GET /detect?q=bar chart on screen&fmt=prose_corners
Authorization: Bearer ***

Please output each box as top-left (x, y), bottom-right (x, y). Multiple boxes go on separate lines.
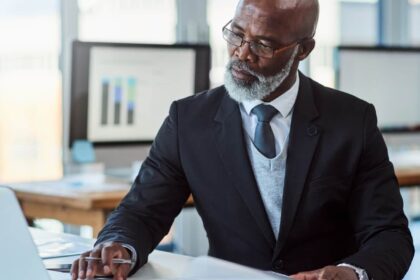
top-left (99, 77), bottom-right (138, 127)
top-left (86, 46), bottom-right (195, 143)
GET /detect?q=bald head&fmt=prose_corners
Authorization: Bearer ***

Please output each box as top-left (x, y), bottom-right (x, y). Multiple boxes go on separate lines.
top-left (235, 0), bottom-right (319, 41)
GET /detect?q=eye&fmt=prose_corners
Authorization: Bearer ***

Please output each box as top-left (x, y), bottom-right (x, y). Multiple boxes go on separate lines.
top-left (231, 28), bottom-right (244, 37)
top-left (258, 40), bottom-right (274, 48)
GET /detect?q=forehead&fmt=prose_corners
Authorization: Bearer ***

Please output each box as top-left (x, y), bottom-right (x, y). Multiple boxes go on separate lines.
top-left (232, 1), bottom-right (295, 41)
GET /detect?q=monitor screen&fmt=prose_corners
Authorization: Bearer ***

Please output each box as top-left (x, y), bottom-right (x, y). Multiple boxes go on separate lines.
top-left (337, 46), bottom-right (420, 131)
top-left (70, 41), bottom-right (211, 146)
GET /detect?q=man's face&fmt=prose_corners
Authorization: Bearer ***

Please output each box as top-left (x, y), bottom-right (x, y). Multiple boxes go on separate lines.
top-left (224, 46), bottom-right (298, 102)
top-left (224, 0), bottom-right (308, 101)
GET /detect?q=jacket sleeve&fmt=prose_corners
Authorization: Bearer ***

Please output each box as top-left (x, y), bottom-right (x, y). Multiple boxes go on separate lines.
top-left (340, 104), bottom-right (414, 279)
top-left (95, 101), bottom-right (190, 275)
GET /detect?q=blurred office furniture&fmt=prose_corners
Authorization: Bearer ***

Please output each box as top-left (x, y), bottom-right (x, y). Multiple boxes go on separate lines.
top-left (12, 175), bottom-right (129, 237)
top-left (11, 175), bottom-right (194, 237)
top-left (386, 133), bottom-right (420, 187)
top-left (393, 150), bottom-right (420, 187)
top-left (71, 140), bottom-right (96, 163)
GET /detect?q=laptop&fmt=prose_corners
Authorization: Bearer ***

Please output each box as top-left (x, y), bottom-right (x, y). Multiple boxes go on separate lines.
top-left (0, 186), bottom-right (70, 280)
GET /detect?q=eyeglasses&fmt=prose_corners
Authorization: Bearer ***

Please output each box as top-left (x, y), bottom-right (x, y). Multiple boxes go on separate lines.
top-left (222, 19), bottom-right (301, 59)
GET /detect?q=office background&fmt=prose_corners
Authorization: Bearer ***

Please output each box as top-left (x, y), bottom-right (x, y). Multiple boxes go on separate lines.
top-left (0, 0), bottom-right (420, 261)
top-left (0, 0), bottom-right (419, 182)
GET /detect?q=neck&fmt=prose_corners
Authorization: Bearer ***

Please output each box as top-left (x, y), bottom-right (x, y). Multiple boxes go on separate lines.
top-left (262, 71), bottom-right (298, 102)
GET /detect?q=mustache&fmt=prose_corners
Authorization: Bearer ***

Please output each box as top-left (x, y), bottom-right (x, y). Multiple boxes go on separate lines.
top-left (227, 60), bottom-right (263, 80)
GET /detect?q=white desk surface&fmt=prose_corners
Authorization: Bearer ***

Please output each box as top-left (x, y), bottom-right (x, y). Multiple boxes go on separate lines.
top-left (47, 251), bottom-right (195, 280)
top-left (31, 229), bottom-right (286, 280)
top-left (35, 223), bottom-right (420, 280)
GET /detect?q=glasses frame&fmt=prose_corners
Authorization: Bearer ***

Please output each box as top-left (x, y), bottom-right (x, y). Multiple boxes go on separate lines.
top-left (222, 19), bottom-right (305, 59)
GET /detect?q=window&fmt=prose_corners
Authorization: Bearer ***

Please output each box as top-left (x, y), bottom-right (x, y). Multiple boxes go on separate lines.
top-left (78, 0), bottom-right (176, 44)
top-left (409, 0), bottom-right (420, 44)
top-left (340, 0), bottom-right (379, 45)
top-left (309, 0), bottom-right (340, 87)
top-left (207, 0), bottom-right (382, 89)
top-left (207, 0), bottom-right (237, 87)
top-left (311, 0), bottom-right (379, 87)
top-left (0, 0), bottom-right (62, 183)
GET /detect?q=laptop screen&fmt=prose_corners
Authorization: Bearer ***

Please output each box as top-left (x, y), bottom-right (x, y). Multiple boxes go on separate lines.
top-left (0, 186), bottom-right (51, 280)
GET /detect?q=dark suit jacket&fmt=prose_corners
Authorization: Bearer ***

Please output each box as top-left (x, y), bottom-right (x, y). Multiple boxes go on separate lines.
top-left (97, 73), bottom-right (414, 279)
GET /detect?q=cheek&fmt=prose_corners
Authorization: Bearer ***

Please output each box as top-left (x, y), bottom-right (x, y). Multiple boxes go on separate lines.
top-left (254, 61), bottom-right (281, 76)
top-left (261, 55), bottom-right (295, 76)
top-left (227, 44), bottom-right (236, 57)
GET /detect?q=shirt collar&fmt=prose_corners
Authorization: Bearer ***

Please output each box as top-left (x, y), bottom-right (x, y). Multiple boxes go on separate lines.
top-left (242, 74), bottom-right (300, 118)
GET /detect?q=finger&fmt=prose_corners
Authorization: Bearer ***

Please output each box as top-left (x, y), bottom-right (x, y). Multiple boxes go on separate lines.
top-left (78, 252), bottom-right (91, 279)
top-left (318, 266), bottom-right (339, 280)
top-left (318, 269), bottom-right (328, 280)
top-left (70, 258), bottom-right (79, 280)
top-left (101, 244), bottom-right (122, 275)
top-left (290, 271), bottom-right (320, 280)
top-left (113, 263), bottom-right (130, 280)
top-left (86, 248), bottom-right (102, 279)
top-left (290, 272), bottom-right (311, 280)
top-left (289, 274), bottom-right (304, 280)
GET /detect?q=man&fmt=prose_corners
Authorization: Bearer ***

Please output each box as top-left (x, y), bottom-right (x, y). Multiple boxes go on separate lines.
top-left (71, 0), bottom-right (414, 279)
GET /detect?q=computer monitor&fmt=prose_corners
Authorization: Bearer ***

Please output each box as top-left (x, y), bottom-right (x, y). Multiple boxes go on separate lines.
top-left (70, 41), bottom-right (211, 147)
top-left (337, 46), bottom-right (420, 132)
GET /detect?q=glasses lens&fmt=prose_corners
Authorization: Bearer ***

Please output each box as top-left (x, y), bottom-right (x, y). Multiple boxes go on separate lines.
top-left (250, 42), bottom-right (273, 58)
top-left (223, 28), bottom-right (242, 47)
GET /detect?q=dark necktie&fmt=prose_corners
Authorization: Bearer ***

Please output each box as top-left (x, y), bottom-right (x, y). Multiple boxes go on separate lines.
top-left (251, 104), bottom-right (278, 158)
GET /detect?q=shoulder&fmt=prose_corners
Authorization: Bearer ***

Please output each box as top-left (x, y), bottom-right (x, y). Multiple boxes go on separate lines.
top-left (177, 85), bottom-right (227, 105)
top-left (172, 85), bottom-right (229, 116)
top-left (307, 76), bottom-right (371, 117)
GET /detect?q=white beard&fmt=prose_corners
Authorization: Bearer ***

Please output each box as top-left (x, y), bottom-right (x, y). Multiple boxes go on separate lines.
top-left (224, 46), bottom-right (299, 103)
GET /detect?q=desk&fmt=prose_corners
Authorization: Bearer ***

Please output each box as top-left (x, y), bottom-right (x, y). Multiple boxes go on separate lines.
top-left (12, 178), bottom-right (194, 237)
top-left (14, 183), bottom-right (127, 237)
top-left (31, 228), bottom-right (194, 279)
top-left (31, 227), bottom-right (419, 280)
top-left (31, 229), bottom-right (285, 280)
top-left (391, 150), bottom-right (420, 187)
top-left (395, 167), bottom-right (420, 187)
top-left (31, 228), bottom-right (193, 279)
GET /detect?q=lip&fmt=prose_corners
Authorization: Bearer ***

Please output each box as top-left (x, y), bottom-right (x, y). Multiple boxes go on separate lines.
top-left (231, 66), bottom-right (256, 81)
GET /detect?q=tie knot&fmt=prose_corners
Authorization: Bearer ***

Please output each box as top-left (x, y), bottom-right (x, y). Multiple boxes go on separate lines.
top-left (251, 104), bottom-right (278, 123)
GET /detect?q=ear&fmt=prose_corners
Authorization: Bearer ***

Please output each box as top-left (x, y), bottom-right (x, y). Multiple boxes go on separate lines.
top-left (296, 38), bottom-right (315, 61)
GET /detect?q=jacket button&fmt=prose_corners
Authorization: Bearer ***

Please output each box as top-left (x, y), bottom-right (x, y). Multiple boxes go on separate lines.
top-left (273, 259), bottom-right (284, 270)
top-left (307, 125), bottom-right (319, 136)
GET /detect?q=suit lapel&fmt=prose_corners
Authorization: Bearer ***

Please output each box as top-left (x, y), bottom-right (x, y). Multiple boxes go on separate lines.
top-left (274, 73), bottom-right (321, 258)
top-left (213, 90), bottom-right (276, 248)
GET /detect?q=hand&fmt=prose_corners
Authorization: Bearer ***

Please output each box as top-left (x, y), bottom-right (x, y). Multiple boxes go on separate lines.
top-left (71, 242), bottom-right (132, 280)
top-left (290, 265), bottom-right (358, 280)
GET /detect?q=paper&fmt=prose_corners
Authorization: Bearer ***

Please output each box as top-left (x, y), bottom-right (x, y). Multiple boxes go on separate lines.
top-left (49, 271), bottom-right (71, 280)
top-left (12, 174), bottom-right (130, 196)
top-left (31, 228), bottom-right (95, 259)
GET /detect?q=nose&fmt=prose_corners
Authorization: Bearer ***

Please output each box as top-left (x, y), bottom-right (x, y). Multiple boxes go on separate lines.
top-left (234, 41), bottom-right (257, 62)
